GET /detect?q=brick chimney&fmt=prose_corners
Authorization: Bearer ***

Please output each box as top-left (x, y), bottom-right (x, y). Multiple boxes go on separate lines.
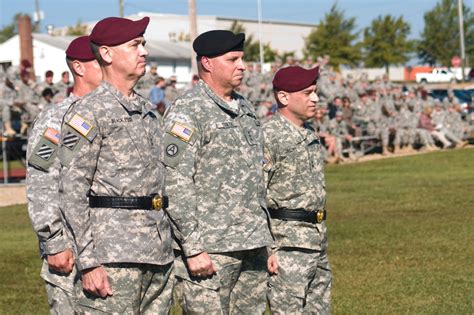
top-left (18, 15), bottom-right (35, 79)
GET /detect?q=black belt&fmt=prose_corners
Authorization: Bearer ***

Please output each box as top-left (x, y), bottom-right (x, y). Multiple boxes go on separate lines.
top-left (268, 208), bottom-right (326, 224)
top-left (89, 195), bottom-right (168, 210)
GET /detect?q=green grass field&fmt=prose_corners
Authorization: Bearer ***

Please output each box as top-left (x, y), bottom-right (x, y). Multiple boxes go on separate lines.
top-left (1, 149), bottom-right (473, 314)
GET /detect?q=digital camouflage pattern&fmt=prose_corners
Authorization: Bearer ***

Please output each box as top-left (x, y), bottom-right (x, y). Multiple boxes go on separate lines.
top-left (42, 260), bottom-right (77, 314)
top-left (263, 113), bottom-right (327, 251)
top-left (174, 247), bottom-right (268, 315)
top-left (268, 247), bottom-right (332, 314)
top-left (27, 95), bottom-right (79, 314)
top-left (163, 79), bottom-right (273, 257)
top-left (75, 263), bottom-right (173, 314)
top-left (164, 79), bottom-right (273, 313)
top-left (263, 112), bottom-right (332, 313)
top-left (58, 81), bottom-right (173, 272)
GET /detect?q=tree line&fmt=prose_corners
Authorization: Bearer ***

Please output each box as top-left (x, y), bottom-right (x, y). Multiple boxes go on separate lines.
top-left (235, 0), bottom-right (474, 70)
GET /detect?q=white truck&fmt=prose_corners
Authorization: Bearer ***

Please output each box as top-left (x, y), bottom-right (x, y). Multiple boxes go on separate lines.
top-left (416, 68), bottom-right (456, 83)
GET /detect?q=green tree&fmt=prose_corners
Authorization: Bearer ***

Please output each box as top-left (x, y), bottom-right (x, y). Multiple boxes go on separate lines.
top-left (66, 20), bottom-right (88, 36)
top-left (362, 15), bottom-right (415, 73)
top-left (0, 13), bottom-right (26, 43)
top-left (304, 4), bottom-right (361, 70)
top-left (418, 0), bottom-right (474, 66)
top-left (229, 21), bottom-right (277, 62)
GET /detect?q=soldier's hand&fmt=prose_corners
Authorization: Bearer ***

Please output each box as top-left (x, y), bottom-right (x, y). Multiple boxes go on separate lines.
top-left (187, 252), bottom-right (217, 277)
top-left (81, 266), bottom-right (113, 298)
top-left (47, 248), bottom-right (75, 274)
top-left (267, 254), bottom-right (279, 274)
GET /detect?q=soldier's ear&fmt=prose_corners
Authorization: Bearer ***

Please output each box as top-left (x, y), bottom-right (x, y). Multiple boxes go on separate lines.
top-left (71, 60), bottom-right (85, 77)
top-left (276, 91), bottom-right (289, 106)
top-left (99, 46), bottom-right (113, 64)
top-left (200, 56), bottom-right (212, 73)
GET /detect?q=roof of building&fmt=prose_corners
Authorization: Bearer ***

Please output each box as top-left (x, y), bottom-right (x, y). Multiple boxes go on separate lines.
top-left (33, 33), bottom-right (191, 60)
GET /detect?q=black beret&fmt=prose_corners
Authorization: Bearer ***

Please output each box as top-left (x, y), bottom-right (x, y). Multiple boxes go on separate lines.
top-left (193, 30), bottom-right (245, 57)
top-left (66, 36), bottom-right (95, 61)
top-left (90, 16), bottom-right (149, 46)
top-left (272, 66), bottom-right (320, 92)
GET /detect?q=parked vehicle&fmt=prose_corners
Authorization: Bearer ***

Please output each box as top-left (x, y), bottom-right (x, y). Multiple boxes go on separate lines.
top-left (416, 68), bottom-right (456, 83)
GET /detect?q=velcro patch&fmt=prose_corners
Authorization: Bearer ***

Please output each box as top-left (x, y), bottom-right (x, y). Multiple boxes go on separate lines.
top-left (169, 122), bottom-right (194, 143)
top-left (63, 132), bottom-right (79, 150)
top-left (36, 144), bottom-right (54, 160)
top-left (67, 114), bottom-right (94, 137)
top-left (43, 128), bottom-right (60, 145)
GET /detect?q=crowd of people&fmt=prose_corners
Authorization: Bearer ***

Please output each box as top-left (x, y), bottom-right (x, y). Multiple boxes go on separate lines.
top-left (1, 51), bottom-right (472, 165)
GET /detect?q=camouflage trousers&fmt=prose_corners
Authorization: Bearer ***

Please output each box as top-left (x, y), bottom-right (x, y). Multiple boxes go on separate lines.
top-left (75, 262), bottom-right (173, 315)
top-left (394, 128), bottom-right (416, 147)
top-left (41, 260), bottom-right (77, 314)
top-left (268, 248), bottom-right (332, 315)
top-left (174, 247), bottom-right (268, 315)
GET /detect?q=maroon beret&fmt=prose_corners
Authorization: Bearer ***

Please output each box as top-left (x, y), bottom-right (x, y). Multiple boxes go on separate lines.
top-left (21, 59), bottom-right (32, 68)
top-left (45, 70), bottom-right (54, 77)
top-left (272, 66), bottom-right (320, 92)
top-left (90, 16), bottom-right (150, 46)
top-left (66, 36), bottom-right (95, 61)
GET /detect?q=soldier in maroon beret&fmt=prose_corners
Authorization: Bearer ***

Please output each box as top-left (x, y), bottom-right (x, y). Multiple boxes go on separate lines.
top-left (264, 65), bottom-right (333, 313)
top-left (58, 17), bottom-right (175, 313)
top-left (26, 35), bottom-right (102, 314)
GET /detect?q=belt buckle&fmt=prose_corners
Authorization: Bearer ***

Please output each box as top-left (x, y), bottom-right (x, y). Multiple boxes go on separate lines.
top-left (151, 195), bottom-right (162, 210)
top-left (315, 209), bottom-right (325, 223)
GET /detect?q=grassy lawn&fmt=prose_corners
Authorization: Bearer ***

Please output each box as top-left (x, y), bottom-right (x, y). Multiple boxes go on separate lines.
top-left (1, 148), bottom-right (473, 314)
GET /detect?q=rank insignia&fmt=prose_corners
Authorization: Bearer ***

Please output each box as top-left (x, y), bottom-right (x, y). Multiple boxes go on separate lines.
top-left (43, 128), bottom-right (60, 145)
top-left (169, 122), bottom-right (194, 142)
top-left (63, 132), bottom-right (80, 150)
top-left (263, 150), bottom-right (273, 172)
top-left (67, 114), bottom-right (94, 137)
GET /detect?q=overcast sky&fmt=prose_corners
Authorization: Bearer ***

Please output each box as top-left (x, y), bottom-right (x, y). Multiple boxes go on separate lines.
top-left (0, 0), bottom-right (471, 39)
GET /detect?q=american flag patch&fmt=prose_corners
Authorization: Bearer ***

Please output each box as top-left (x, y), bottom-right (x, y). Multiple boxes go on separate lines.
top-left (170, 122), bottom-right (194, 142)
top-left (63, 132), bottom-right (79, 150)
top-left (43, 128), bottom-right (60, 145)
top-left (36, 144), bottom-right (54, 160)
top-left (67, 114), bottom-right (93, 137)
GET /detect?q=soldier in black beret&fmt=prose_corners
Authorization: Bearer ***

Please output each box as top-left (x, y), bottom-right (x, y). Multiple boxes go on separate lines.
top-left (164, 29), bottom-right (275, 313)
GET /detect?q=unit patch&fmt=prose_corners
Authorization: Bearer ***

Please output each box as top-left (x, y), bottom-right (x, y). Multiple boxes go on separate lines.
top-left (169, 122), bottom-right (194, 142)
top-left (43, 128), bottom-right (60, 145)
top-left (67, 114), bottom-right (94, 137)
top-left (36, 144), bottom-right (54, 160)
top-left (63, 132), bottom-right (80, 150)
top-left (166, 144), bottom-right (179, 157)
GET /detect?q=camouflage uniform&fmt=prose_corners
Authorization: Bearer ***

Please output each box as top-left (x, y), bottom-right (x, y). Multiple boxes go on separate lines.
top-left (58, 81), bottom-right (174, 314)
top-left (16, 79), bottom-right (41, 125)
top-left (263, 113), bottom-right (331, 314)
top-left (164, 79), bottom-right (273, 314)
top-left (27, 95), bottom-right (80, 314)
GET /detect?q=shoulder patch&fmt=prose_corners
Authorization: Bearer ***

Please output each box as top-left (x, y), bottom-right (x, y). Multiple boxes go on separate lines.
top-left (67, 114), bottom-right (94, 138)
top-left (28, 137), bottom-right (58, 171)
top-left (169, 122), bottom-right (194, 143)
top-left (43, 127), bottom-right (60, 145)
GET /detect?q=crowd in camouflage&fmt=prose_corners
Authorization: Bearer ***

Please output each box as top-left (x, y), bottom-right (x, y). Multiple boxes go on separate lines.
top-left (2, 59), bottom-right (472, 164)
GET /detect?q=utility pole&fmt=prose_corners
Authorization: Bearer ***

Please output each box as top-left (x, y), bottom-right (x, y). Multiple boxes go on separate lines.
top-left (119, 0), bottom-right (124, 18)
top-left (188, 0), bottom-right (198, 74)
top-left (34, 0), bottom-right (41, 31)
top-left (257, 0), bottom-right (264, 73)
top-left (457, 0), bottom-right (466, 82)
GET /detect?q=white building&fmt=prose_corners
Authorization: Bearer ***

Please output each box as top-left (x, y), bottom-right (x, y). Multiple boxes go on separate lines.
top-left (54, 12), bottom-right (316, 59)
top-left (0, 33), bottom-right (192, 83)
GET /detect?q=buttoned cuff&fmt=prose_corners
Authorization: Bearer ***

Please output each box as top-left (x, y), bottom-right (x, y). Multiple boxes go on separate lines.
top-left (43, 230), bottom-right (69, 255)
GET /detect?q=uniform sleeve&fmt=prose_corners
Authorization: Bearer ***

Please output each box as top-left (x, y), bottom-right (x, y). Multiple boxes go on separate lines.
top-left (26, 109), bottom-right (69, 255)
top-left (58, 103), bottom-right (100, 271)
top-left (163, 101), bottom-right (205, 257)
